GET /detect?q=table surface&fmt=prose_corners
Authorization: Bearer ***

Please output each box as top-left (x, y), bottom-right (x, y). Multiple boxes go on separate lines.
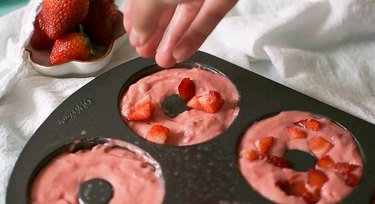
top-left (0, 0), bottom-right (29, 16)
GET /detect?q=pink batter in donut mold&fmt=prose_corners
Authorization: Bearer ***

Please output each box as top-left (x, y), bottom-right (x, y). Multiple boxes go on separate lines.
top-left (31, 140), bottom-right (165, 204)
top-left (120, 67), bottom-right (240, 146)
top-left (238, 110), bottom-right (364, 204)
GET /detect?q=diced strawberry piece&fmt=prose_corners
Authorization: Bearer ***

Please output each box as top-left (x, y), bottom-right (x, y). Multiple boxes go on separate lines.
top-left (146, 124), bottom-right (170, 144)
top-left (289, 180), bottom-right (321, 203)
top-left (256, 136), bottom-right (273, 159)
top-left (290, 180), bottom-right (308, 197)
top-left (187, 90), bottom-right (224, 113)
top-left (294, 119), bottom-right (321, 131)
top-left (267, 156), bottom-right (291, 168)
top-left (308, 136), bottom-right (333, 158)
top-left (245, 150), bottom-right (258, 161)
top-left (289, 180), bottom-right (320, 203)
top-left (127, 95), bottom-right (155, 121)
top-left (334, 162), bottom-right (359, 176)
top-left (302, 191), bottom-right (320, 204)
top-left (317, 155), bottom-right (335, 169)
top-left (186, 96), bottom-right (203, 111)
top-left (275, 180), bottom-right (291, 195)
top-left (198, 91), bottom-right (225, 113)
top-left (290, 174), bottom-right (302, 182)
top-left (307, 168), bottom-right (328, 189)
top-left (287, 126), bottom-right (307, 139)
top-left (344, 174), bottom-right (360, 187)
top-left (178, 78), bottom-right (195, 99)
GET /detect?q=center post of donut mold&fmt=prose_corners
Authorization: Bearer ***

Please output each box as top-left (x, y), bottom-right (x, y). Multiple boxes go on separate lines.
top-left (284, 149), bottom-right (316, 172)
top-left (162, 94), bottom-right (190, 118)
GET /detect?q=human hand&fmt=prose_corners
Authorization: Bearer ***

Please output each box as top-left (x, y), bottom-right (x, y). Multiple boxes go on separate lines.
top-left (123, 0), bottom-right (238, 67)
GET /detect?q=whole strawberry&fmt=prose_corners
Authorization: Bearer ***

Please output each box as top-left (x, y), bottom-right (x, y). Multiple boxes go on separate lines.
top-left (49, 32), bottom-right (91, 65)
top-left (42, 0), bottom-right (89, 39)
top-left (83, 0), bottom-right (118, 46)
top-left (30, 12), bottom-right (55, 50)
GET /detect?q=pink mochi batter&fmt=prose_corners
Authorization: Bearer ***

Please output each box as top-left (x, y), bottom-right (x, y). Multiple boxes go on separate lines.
top-left (238, 111), bottom-right (363, 204)
top-left (120, 67), bottom-right (240, 146)
top-left (31, 140), bottom-right (164, 204)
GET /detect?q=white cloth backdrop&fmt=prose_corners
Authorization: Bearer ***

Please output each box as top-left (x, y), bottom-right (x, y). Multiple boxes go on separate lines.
top-left (1, 0), bottom-right (375, 203)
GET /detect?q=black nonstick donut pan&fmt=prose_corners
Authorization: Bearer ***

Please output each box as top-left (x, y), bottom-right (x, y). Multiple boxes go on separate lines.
top-left (7, 51), bottom-right (375, 204)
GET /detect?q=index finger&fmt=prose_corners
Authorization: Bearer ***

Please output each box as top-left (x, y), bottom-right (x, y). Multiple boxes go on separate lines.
top-left (129, 0), bottom-right (196, 46)
top-left (128, 0), bottom-right (166, 46)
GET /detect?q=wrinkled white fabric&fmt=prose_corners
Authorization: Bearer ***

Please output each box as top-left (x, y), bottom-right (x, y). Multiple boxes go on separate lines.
top-left (201, 0), bottom-right (375, 123)
top-left (1, 0), bottom-right (375, 203)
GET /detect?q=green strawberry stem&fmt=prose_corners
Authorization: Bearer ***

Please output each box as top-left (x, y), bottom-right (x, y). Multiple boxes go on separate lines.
top-left (78, 24), bottom-right (95, 57)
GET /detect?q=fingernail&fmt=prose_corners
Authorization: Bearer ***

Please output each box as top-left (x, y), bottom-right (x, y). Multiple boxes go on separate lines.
top-left (173, 46), bottom-right (193, 62)
top-left (129, 29), bottom-right (144, 46)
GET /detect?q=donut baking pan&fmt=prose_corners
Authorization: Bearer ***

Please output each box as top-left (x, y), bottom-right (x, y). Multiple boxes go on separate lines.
top-left (7, 51), bottom-right (375, 203)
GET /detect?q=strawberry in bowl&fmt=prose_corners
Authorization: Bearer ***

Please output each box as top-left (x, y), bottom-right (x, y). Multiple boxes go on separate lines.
top-left (25, 0), bottom-right (127, 77)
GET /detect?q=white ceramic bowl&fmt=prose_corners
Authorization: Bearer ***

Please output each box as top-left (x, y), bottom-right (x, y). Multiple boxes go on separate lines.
top-left (25, 11), bottom-right (127, 78)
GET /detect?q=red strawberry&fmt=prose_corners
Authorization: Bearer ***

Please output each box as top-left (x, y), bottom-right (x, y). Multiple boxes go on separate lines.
top-left (83, 0), bottom-right (118, 46)
top-left (146, 124), bottom-right (170, 144)
top-left (308, 136), bottom-right (333, 158)
top-left (255, 136), bottom-right (273, 159)
top-left (316, 155), bottom-right (335, 169)
top-left (294, 119), bottom-right (321, 131)
top-left (49, 32), bottom-right (90, 65)
top-left (42, 0), bottom-right (89, 39)
top-left (178, 78), bottom-right (196, 99)
top-left (290, 174), bottom-right (302, 182)
top-left (290, 180), bottom-right (320, 203)
top-left (275, 180), bottom-right (291, 195)
top-left (187, 90), bottom-right (224, 113)
top-left (307, 168), bottom-right (328, 189)
top-left (287, 126), bottom-right (307, 139)
top-left (246, 150), bottom-right (258, 161)
top-left (334, 162), bottom-right (359, 176)
top-left (127, 95), bottom-right (155, 121)
top-left (289, 180), bottom-right (308, 197)
top-left (186, 96), bottom-right (203, 110)
top-left (344, 174), bottom-right (360, 187)
top-left (267, 156), bottom-right (291, 168)
top-left (30, 12), bottom-right (55, 50)
top-left (302, 191), bottom-right (320, 204)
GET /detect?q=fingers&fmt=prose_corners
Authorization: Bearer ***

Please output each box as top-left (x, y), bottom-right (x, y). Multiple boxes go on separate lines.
top-left (161, 0), bottom-right (197, 3)
top-left (123, 0), bottom-right (133, 33)
top-left (136, 6), bottom-right (176, 58)
top-left (124, 0), bottom-right (238, 67)
top-left (128, 0), bottom-right (169, 46)
top-left (135, 28), bottom-right (164, 58)
top-left (156, 1), bottom-right (204, 67)
top-left (172, 0), bottom-right (238, 62)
